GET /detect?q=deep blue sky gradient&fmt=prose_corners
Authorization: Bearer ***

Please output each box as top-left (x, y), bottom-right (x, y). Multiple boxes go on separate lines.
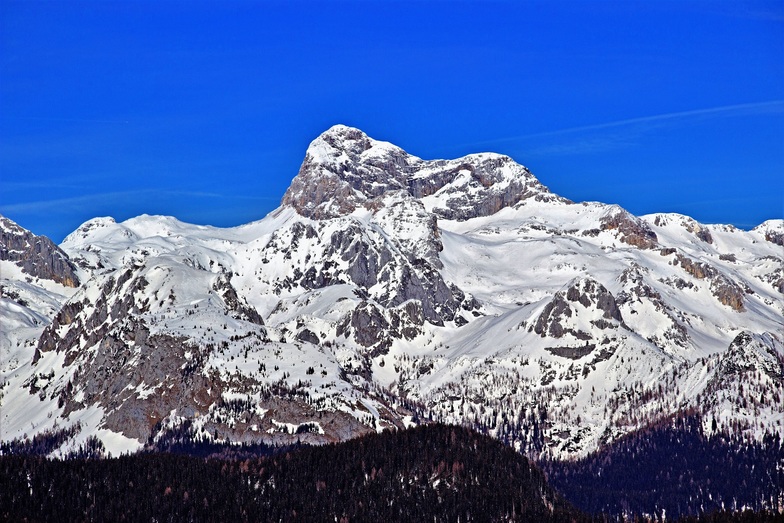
top-left (2, 0), bottom-right (782, 242)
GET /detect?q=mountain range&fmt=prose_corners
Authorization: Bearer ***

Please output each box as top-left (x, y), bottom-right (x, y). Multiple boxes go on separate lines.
top-left (1, 124), bottom-right (782, 467)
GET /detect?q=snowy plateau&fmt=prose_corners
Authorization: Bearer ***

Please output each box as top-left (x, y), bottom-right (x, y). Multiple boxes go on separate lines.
top-left (1, 124), bottom-right (782, 460)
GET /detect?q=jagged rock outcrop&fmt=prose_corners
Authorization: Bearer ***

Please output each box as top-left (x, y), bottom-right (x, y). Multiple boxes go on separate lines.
top-left (533, 278), bottom-right (624, 339)
top-left (34, 266), bottom-right (151, 364)
top-left (530, 278), bottom-right (627, 362)
top-left (336, 300), bottom-right (425, 357)
top-left (765, 230), bottom-right (784, 246)
top-left (753, 220), bottom-right (784, 247)
top-left (718, 331), bottom-right (784, 380)
top-left (212, 273), bottom-right (265, 325)
top-left (601, 209), bottom-right (658, 249)
top-left (0, 215), bottom-right (80, 287)
top-left (709, 274), bottom-right (746, 312)
top-left (675, 253), bottom-right (717, 280)
top-left (674, 253), bottom-right (746, 311)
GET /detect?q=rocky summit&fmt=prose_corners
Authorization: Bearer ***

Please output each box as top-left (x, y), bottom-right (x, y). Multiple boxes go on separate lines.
top-left (1, 125), bottom-right (782, 459)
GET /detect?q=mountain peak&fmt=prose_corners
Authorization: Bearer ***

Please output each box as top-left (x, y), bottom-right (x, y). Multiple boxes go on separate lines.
top-left (282, 126), bottom-right (558, 221)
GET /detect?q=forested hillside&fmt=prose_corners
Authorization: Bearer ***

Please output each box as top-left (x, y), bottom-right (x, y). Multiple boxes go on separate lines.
top-left (0, 424), bottom-right (588, 522)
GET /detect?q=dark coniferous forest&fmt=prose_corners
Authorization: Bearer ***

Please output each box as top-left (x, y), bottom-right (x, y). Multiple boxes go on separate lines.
top-left (1, 422), bottom-right (782, 522)
top-left (1, 424), bottom-right (588, 522)
top-left (544, 415), bottom-right (784, 521)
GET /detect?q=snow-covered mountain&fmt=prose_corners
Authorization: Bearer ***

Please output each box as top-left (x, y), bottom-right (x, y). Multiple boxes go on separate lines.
top-left (2, 125), bottom-right (782, 458)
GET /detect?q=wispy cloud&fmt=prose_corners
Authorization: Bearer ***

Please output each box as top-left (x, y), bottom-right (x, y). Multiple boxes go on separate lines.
top-left (467, 100), bottom-right (784, 151)
top-left (1, 192), bottom-right (138, 215)
top-left (528, 100), bottom-right (783, 138)
top-left (0, 190), bottom-right (280, 215)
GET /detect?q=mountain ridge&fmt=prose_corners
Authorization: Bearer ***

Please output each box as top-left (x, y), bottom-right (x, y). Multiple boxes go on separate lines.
top-left (1, 126), bottom-right (782, 466)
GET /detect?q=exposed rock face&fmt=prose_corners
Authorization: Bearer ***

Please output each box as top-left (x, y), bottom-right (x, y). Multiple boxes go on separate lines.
top-left (259, 204), bottom-right (476, 326)
top-left (337, 301), bottom-right (391, 350)
top-left (212, 273), bottom-right (265, 325)
top-left (533, 279), bottom-right (623, 338)
top-left (34, 266), bottom-right (151, 364)
top-left (55, 323), bottom-right (376, 445)
top-left (765, 231), bottom-right (784, 246)
top-left (693, 225), bottom-right (713, 244)
top-left (0, 215), bottom-right (80, 287)
top-left (676, 254), bottom-right (717, 280)
top-left (674, 254), bottom-right (745, 311)
top-left (336, 300), bottom-right (425, 357)
top-left (601, 210), bottom-right (658, 249)
top-left (709, 275), bottom-right (746, 312)
top-left (532, 278), bottom-right (625, 358)
top-left (62, 328), bottom-right (212, 441)
top-left (282, 125), bottom-right (562, 222)
top-left (282, 127), bottom-right (409, 220)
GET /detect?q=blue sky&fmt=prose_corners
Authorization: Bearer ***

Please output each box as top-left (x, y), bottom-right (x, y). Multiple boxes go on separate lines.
top-left (2, 0), bottom-right (782, 242)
